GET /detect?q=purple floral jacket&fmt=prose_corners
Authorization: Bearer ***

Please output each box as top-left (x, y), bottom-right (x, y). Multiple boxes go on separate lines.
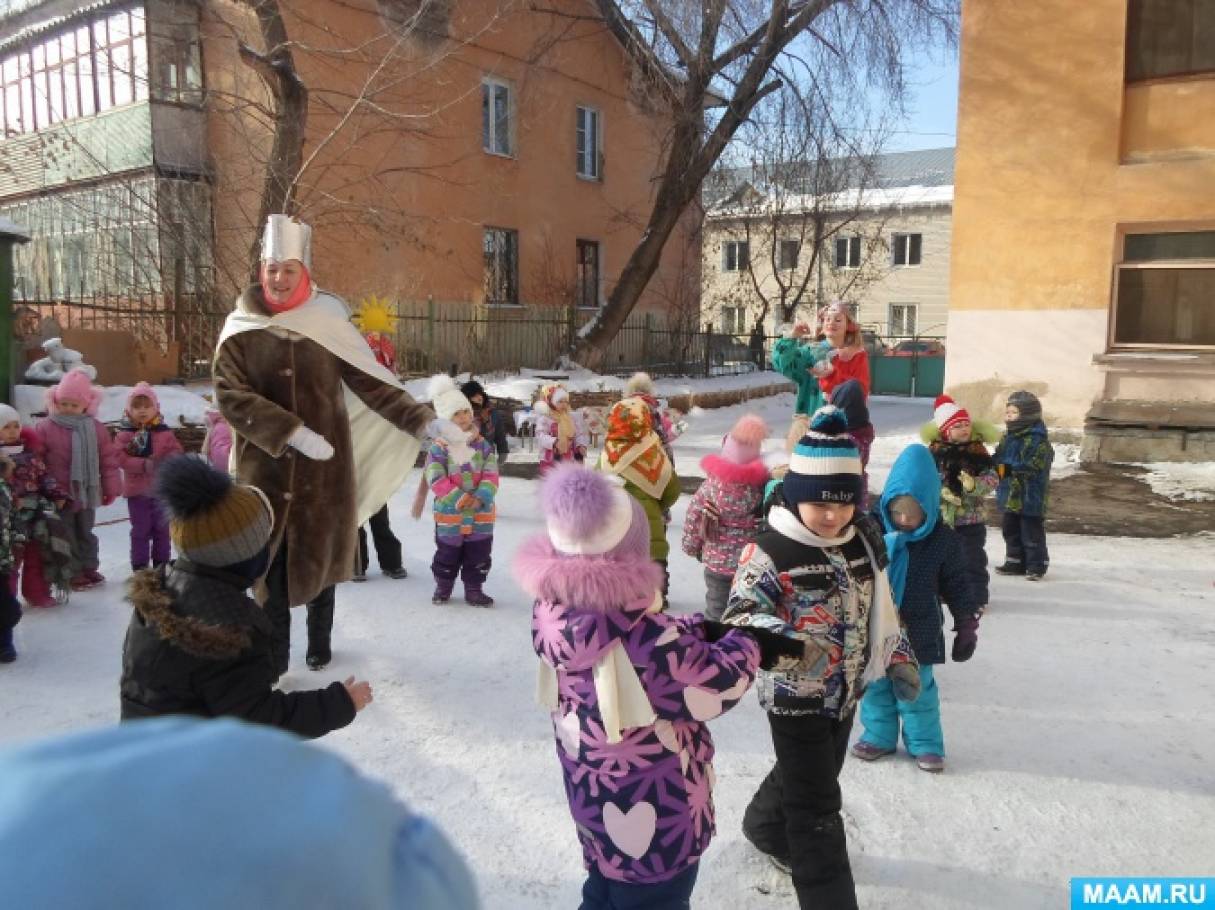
top-left (516, 535), bottom-right (760, 885)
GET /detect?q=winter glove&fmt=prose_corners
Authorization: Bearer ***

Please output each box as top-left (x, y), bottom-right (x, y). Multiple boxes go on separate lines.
top-left (702, 620), bottom-right (803, 671)
top-left (952, 613), bottom-right (980, 662)
top-left (287, 426), bottom-right (334, 461)
top-left (887, 661), bottom-right (921, 702)
top-left (959, 471), bottom-right (976, 493)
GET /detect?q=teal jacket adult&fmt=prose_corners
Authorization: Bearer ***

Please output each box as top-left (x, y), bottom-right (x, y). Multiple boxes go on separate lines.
top-left (771, 334), bottom-right (830, 415)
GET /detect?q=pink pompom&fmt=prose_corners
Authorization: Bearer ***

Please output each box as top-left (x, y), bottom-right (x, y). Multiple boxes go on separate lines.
top-left (730, 414), bottom-right (769, 446)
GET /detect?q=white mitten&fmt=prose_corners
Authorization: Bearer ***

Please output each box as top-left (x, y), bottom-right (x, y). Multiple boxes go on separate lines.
top-left (288, 426), bottom-right (335, 461)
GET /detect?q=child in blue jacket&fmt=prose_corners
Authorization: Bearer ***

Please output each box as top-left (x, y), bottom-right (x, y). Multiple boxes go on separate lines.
top-left (994, 390), bottom-right (1053, 580)
top-left (852, 443), bottom-right (980, 773)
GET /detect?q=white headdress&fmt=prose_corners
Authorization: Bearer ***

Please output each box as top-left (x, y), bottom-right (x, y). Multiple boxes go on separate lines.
top-left (261, 215), bottom-right (313, 270)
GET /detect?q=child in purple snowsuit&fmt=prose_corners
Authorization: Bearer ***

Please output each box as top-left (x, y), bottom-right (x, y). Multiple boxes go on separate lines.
top-left (515, 464), bottom-right (803, 909)
top-left (115, 383), bottom-right (184, 571)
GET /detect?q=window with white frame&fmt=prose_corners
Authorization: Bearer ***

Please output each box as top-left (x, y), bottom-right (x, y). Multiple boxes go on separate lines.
top-left (576, 239), bottom-right (600, 309)
top-left (722, 240), bottom-right (749, 272)
top-left (778, 239), bottom-right (800, 270)
top-left (834, 235), bottom-right (861, 269)
top-left (889, 303), bottom-right (918, 337)
top-left (720, 305), bottom-right (747, 335)
top-left (576, 105), bottom-right (600, 179)
top-left (481, 77), bottom-right (512, 156)
top-left (483, 227), bottom-right (518, 306)
top-left (891, 232), bottom-right (922, 267)
top-left (1112, 230), bottom-right (1215, 348)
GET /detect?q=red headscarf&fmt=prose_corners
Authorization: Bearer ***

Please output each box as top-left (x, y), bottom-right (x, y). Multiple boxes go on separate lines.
top-left (260, 264), bottom-right (313, 314)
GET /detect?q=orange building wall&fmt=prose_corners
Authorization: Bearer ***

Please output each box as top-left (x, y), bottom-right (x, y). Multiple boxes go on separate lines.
top-left (201, 0), bottom-right (697, 315)
top-left (946, 0), bottom-right (1215, 425)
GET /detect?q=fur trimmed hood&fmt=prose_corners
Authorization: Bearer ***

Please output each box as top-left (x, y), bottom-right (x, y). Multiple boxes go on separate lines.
top-left (701, 453), bottom-right (768, 487)
top-left (512, 533), bottom-right (663, 611)
top-left (126, 565), bottom-right (269, 660)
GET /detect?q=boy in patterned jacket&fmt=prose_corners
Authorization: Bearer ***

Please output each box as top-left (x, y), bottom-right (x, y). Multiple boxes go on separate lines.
top-left (994, 390), bottom-right (1054, 581)
top-left (417, 376), bottom-right (498, 607)
top-left (723, 406), bottom-right (919, 910)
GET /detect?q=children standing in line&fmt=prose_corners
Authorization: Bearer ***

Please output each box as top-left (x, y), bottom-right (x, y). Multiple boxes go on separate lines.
top-left (994, 390), bottom-right (1054, 581)
top-left (723, 406), bottom-right (920, 909)
top-left (1, 404), bottom-right (72, 607)
top-left (419, 376), bottom-right (498, 607)
top-left (682, 414), bottom-right (769, 620)
top-left (516, 465), bottom-right (803, 909)
top-left (851, 444), bottom-right (980, 774)
top-left (36, 369), bottom-right (121, 590)
top-left (1, 456), bottom-right (22, 663)
top-left (599, 397), bottom-right (680, 600)
top-left (534, 383), bottom-right (587, 472)
top-left (115, 384), bottom-right (184, 572)
top-left (120, 456), bottom-right (372, 737)
top-left (924, 395), bottom-right (999, 612)
top-left (829, 379), bottom-right (874, 510)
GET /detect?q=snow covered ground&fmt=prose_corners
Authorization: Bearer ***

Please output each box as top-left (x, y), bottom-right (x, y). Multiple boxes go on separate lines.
top-left (2, 395), bottom-right (1214, 908)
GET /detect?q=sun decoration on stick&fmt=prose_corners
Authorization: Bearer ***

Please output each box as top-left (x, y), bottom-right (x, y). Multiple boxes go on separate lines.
top-left (353, 294), bottom-right (397, 335)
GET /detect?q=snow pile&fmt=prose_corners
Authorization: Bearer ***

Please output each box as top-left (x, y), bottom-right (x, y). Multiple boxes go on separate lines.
top-left (1051, 442), bottom-right (1083, 480)
top-left (1138, 461), bottom-right (1215, 502)
top-left (13, 384), bottom-right (213, 426)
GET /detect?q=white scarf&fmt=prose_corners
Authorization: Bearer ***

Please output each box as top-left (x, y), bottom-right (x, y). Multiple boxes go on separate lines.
top-left (768, 506), bottom-right (902, 686)
top-left (215, 288), bottom-right (422, 525)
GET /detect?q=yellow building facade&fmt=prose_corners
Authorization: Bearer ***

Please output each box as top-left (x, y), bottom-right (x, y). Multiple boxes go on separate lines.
top-left (946, 0), bottom-right (1215, 461)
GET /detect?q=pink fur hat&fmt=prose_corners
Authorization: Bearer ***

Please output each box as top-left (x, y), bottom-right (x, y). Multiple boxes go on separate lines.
top-left (45, 368), bottom-right (102, 416)
top-left (126, 382), bottom-right (160, 415)
top-left (720, 413), bottom-right (768, 465)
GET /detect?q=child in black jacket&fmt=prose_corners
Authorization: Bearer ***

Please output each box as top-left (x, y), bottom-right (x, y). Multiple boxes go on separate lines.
top-left (120, 457), bottom-right (372, 738)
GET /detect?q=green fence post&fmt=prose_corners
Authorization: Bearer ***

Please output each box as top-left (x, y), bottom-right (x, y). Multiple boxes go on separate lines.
top-left (0, 218), bottom-right (32, 404)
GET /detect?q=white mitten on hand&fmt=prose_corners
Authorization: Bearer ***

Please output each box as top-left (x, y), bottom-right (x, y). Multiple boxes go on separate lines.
top-left (288, 426), bottom-right (335, 461)
top-left (959, 471), bottom-right (976, 493)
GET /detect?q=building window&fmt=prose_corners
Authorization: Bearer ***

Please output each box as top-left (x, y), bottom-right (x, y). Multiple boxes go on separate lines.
top-left (1113, 230), bottom-right (1215, 348)
top-left (721, 305), bottom-right (746, 335)
top-left (891, 232), bottom-right (922, 267)
top-left (576, 105), bottom-right (600, 179)
top-left (889, 303), bottom-right (918, 337)
top-left (1126, 0), bottom-right (1215, 82)
top-left (150, 19), bottom-right (203, 106)
top-left (483, 227), bottom-right (518, 306)
top-left (576, 239), bottom-right (600, 309)
top-left (482, 77), bottom-right (512, 156)
top-left (834, 235), bottom-right (861, 269)
top-left (778, 239), bottom-right (800, 270)
top-left (722, 240), bottom-right (749, 272)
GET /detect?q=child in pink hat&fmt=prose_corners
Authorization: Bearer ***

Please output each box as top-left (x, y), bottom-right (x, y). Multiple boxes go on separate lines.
top-left (35, 369), bottom-right (121, 590)
top-left (115, 383), bottom-right (184, 571)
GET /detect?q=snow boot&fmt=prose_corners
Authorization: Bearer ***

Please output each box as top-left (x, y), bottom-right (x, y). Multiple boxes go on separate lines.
top-left (432, 582), bottom-right (453, 605)
top-left (1025, 571), bottom-right (1045, 581)
top-left (85, 569), bottom-right (106, 586)
top-left (916, 753), bottom-right (945, 773)
top-left (0, 627), bottom-right (16, 663)
top-left (464, 587), bottom-right (494, 608)
top-left (851, 741), bottom-right (895, 762)
top-left (305, 599), bottom-right (334, 671)
top-left (384, 566), bottom-right (409, 580)
top-left (994, 561), bottom-right (1024, 576)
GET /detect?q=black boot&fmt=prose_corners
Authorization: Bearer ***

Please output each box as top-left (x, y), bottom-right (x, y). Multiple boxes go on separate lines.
top-left (305, 588), bottom-right (335, 670)
top-left (0, 627), bottom-right (16, 663)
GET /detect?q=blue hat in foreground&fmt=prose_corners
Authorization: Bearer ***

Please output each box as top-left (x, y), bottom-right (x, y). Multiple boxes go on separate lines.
top-left (0, 718), bottom-right (479, 910)
top-left (783, 406), bottom-right (863, 506)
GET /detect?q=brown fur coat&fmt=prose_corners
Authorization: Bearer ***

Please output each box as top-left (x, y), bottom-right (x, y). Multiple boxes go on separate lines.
top-left (213, 286), bottom-right (433, 606)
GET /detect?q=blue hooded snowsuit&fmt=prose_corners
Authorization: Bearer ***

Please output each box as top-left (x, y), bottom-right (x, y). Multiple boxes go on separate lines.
top-left (858, 444), bottom-right (977, 758)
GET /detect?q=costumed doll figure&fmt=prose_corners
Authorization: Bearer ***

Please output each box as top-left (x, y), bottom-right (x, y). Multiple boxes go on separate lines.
top-left (921, 395), bottom-right (999, 611)
top-left (0, 404), bottom-right (72, 607)
top-left (35, 369), bottom-right (121, 590)
top-left (415, 376), bottom-right (498, 607)
top-left (212, 215), bottom-right (435, 675)
top-left (515, 465), bottom-right (809, 909)
top-left (115, 383), bottom-right (185, 572)
top-left (534, 383), bottom-right (587, 472)
top-left (681, 414), bottom-right (770, 620)
top-left (851, 444), bottom-right (980, 775)
top-left (598, 397), bottom-right (680, 602)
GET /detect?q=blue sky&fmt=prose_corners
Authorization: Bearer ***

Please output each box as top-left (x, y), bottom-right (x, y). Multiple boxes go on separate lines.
top-left (886, 43), bottom-right (960, 151)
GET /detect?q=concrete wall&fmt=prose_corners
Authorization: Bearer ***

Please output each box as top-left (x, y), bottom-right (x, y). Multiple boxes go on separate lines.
top-left (947, 0), bottom-right (1215, 431)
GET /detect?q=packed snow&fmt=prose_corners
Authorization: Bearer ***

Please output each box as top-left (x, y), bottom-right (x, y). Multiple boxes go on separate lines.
top-left (2, 395), bottom-right (1213, 909)
top-left (1139, 461), bottom-right (1215, 502)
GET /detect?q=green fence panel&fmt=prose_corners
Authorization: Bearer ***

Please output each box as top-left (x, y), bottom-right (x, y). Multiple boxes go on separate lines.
top-left (913, 356), bottom-right (946, 398)
top-left (871, 354), bottom-right (913, 395)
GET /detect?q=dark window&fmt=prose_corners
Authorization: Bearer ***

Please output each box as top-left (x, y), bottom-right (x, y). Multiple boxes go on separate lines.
top-left (483, 227), bottom-right (518, 306)
top-left (1113, 230), bottom-right (1215, 347)
top-left (834, 235), bottom-right (861, 269)
top-left (892, 232), bottom-right (922, 266)
top-left (576, 239), bottom-right (600, 308)
top-left (576, 106), bottom-right (600, 179)
top-left (482, 79), bottom-right (512, 156)
top-left (1126, 0), bottom-right (1215, 81)
top-left (778, 239), bottom-right (800, 270)
top-left (722, 240), bottom-right (749, 272)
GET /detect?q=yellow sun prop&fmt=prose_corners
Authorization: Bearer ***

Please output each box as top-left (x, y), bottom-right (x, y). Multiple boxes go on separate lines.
top-left (353, 295), bottom-right (397, 335)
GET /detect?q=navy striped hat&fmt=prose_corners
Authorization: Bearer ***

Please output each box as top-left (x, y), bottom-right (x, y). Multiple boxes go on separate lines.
top-left (783, 406), bottom-right (863, 506)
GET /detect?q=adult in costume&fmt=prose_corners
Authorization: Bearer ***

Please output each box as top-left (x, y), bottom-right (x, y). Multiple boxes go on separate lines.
top-left (213, 216), bottom-right (434, 673)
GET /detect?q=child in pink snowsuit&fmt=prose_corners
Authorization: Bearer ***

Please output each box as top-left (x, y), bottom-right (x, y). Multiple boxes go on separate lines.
top-left (115, 383), bottom-right (184, 570)
top-left (35, 369), bottom-right (121, 590)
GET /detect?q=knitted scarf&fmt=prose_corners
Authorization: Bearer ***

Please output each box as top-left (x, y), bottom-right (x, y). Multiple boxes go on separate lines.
top-left (50, 414), bottom-right (102, 509)
top-left (120, 414), bottom-right (165, 458)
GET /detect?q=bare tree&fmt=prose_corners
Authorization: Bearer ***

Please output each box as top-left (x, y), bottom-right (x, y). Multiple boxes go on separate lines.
top-left (564, 0), bottom-right (957, 367)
